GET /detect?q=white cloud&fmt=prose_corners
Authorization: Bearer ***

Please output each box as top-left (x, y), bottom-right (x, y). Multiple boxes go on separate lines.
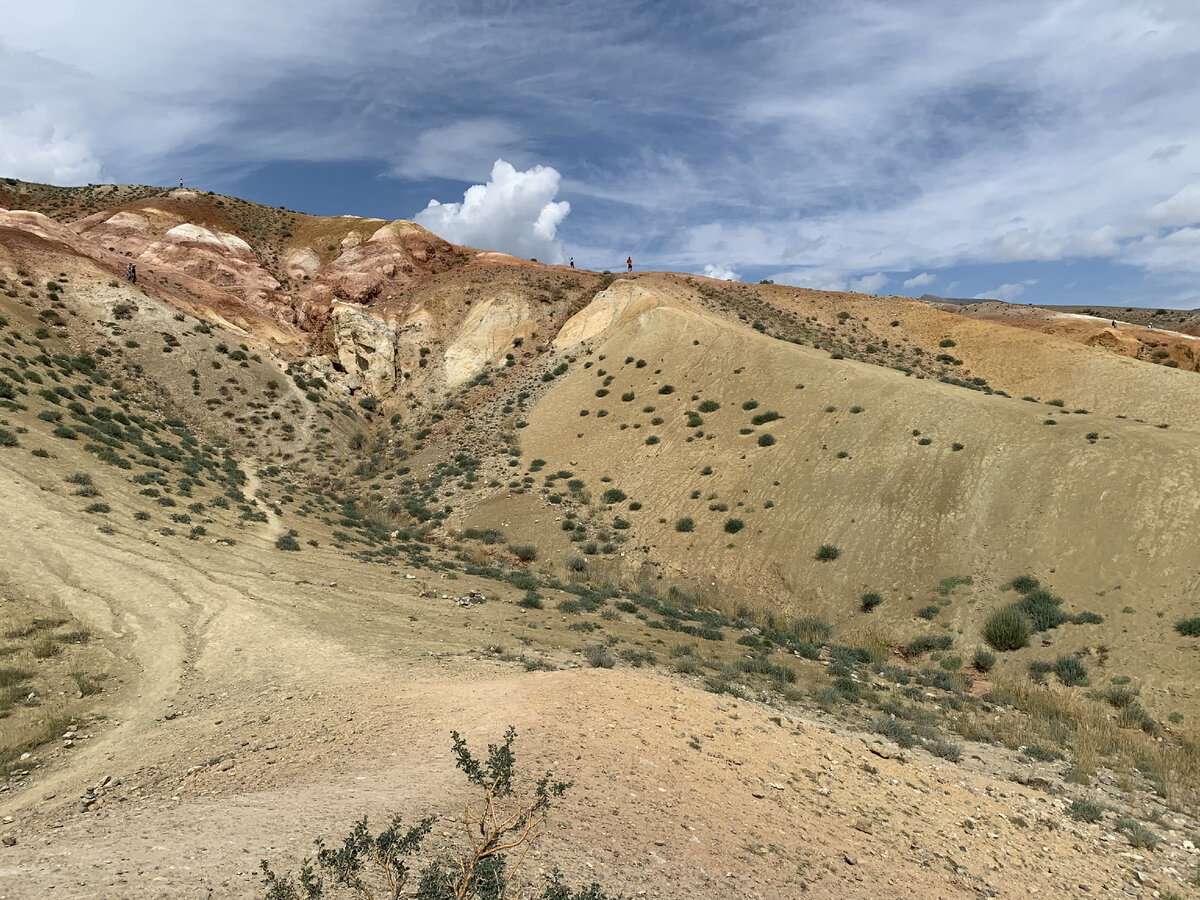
top-left (902, 272), bottom-right (936, 290)
top-left (851, 272), bottom-right (888, 294)
top-left (1147, 181), bottom-right (1200, 227)
top-left (414, 159), bottom-right (570, 263)
top-left (702, 263), bottom-right (739, 281)
top-left (0, 105), bottom-right (102, 184)
top-left (392, 119), bottom-right (524, 181)
top-left (974, 280), bottom-right (1036, 302)
top-left (774, 268), bottom-right (849, 292)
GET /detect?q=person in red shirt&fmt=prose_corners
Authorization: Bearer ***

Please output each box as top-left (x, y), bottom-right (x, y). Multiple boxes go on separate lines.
top-left (626, 257), bottom-right (632, 272)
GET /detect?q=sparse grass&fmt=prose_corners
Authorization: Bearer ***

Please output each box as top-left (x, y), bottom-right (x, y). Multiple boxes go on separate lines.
top-left (860, 592), bottom-right (883, 612)
top-left (1114, 817), bottom-right (1160, 849)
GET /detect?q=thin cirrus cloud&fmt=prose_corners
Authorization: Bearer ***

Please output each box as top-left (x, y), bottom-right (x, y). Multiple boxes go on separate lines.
top-left (1, 2), bottom-right (1199, 305)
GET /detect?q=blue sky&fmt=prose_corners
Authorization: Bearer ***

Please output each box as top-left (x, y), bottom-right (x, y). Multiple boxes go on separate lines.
top-left (3, 1), bottom-right (1200, 307)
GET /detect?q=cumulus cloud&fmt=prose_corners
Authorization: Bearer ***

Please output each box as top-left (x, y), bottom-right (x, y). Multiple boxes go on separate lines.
top-left (851, 272), bottom-right (888, 294)
top-left (902, 272), bottom-right (936, 290)
top-left (0, 106), bottom-right (102, 184)
top-left (414, 160), bottom-right (570, 263)
top-left (702, 263), bottom-right (739, 281)
top-left (974, 280), bottom-right (1036, 302)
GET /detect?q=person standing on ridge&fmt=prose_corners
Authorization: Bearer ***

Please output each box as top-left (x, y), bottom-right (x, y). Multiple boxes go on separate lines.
top-left (179, 178), bottom-right (184, 189)
top-left (569, 257), bottom-right (575, 269)
top-left (129, 264), bottom-right (137, 284)
top-left (626, 256), bottom-right (632, 273)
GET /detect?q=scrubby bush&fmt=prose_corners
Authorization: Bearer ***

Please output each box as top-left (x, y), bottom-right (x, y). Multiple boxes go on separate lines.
top-left (1016, 589), bottom-right (1068, 631)
top-left (723, 518), bottom-right (744, 534)
top-left (585, 645), bottom-right (615, 668)
top-left (757, 433), bottom-right (775, 447)
top-left (675, 517), bottom-right (694, 533)
top-left (861, 592), bottom-right (883, 612)
top-left (1054, 654), bottom-right (1089, 686)
top-left (510, 544), bottom-right (538, 562)
top-left (601, 488), bottom-right (626, 504)
top-left (697, 400), bottom-right (720, 412)
top-left (983, 605), bottom-right (1029, 651)
top-left (275, 534), bottom-right (300, 551)
top-left (260, 728), bottom-right (612, 900)
top-left (971, 648), bottom-right (996, 672)
top-left (815, 544), bottom-right (840, 561)
top-left (873, 716), bottom-right (917, 748)
top-left (1067, 799), bottom-right (1104, 823)
top-left (1114, 817), bottom-right (1160, 849)
top-left (1176, 617), bottom-right (1200, 637)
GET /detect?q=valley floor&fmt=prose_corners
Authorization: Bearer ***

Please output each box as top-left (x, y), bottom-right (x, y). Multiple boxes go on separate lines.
top-left (1, 458), bottom-right (1196, 900)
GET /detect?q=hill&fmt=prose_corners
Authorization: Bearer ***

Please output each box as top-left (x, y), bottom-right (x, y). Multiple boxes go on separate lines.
top-left (0, 180), bottom-right (1198, 898)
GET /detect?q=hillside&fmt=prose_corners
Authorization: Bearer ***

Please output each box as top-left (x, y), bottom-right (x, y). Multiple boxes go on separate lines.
top-left (1, 181), bottom-right (1199, 899)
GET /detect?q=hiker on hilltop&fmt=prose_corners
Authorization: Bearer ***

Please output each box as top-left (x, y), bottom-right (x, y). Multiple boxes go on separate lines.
top-left (179, 178), bottom-right (184, 189)
top-left (1112, 320), bottom-right (1117, 329)
top-left (627, 256), bottom-right (633, 273)
top-left (569, 257), bottom-right (575, 269)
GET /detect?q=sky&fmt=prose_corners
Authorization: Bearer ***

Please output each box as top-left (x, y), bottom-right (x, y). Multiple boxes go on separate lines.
top-left (3, 1), bottom-right (1200, 307)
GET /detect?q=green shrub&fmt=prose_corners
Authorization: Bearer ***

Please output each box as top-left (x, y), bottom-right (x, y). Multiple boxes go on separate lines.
top-left (971, 648), bottom-right (996, 672)
top-left (1066, 798), bottom-right (1104, 823)
top-left (757, 433), bottom-right (775, 447)
top-left (601, 488), bottom-right (626, 504)
top-left (697, 400), bottom-right (719, 412)
top-left (675, 517), bottom-right (694, 533)
top-left (275, 534), bottom-right (300, 551)
top-left (917, 604), bottom-right (940, 620)
top-left (905, 634), bottom-right (952, 657)
top-left (1009, 574), bottom-right (1040, 593)
top-left (1016, 589), bottom-right (1068, 631)
top-left (510, 544), bottom-right (538, 562)
top-left (517, 592), bottom-right (543, 610)
top-left (815, 544), bottom-right (840, 561)
top-left (259, 728), bottom-right (608, 900)
top-left (983, 605), bottom-right (1029, 651)
top-left (750, 411), bottom-right (780, 425)
top-left (861, 592), bottom-right (883, 612)
top-left (723, 518), bottom-right (744, 534)
top-left (1054, 654), bottom-right (1089, 686)
top-left (1176, 617), bottom-right (1200, 637)
top-left (0, 428), bottom-right (17, 447)
top-left (657, 385), bottom-right (675, 395)
top-left (873, 716), bottom-right (916, 748)
top-left (1114, 818), bottom-right (1160, 849)
top-left (585, 645), bottom-right (615, 668)
top-left (926, 739), bottom-right (962, 762)
top-left (1028, 660), bottom-right (1052, 684)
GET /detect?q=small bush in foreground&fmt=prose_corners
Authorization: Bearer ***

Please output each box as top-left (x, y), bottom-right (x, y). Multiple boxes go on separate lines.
top-left (675, 517), bottom-right (694, 533)
top-left (1176, 617), bottom-right (1200, 637)
top-left (873, 716), bottom-right (916, 749)
top-left (861, 592), bottom-right (883, 612)
top-left (815, 544), bottom-right (840, 561)
top-left (757, 433), bottom-right (775, 447)
top-left (1114, 817), bottom-right (1160, 849)
top-left (260, 728), bottom-right (613, 900)
top-left (723, 518), bottom-right (744, 534)
top-left (275, 534), bottom-right (300, 551)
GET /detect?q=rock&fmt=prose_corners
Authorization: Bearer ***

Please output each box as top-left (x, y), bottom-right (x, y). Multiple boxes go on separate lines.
top-left (853, 819), bottom-right (874, 835)
top-left (219, 759), bottom-right (234, 772)
top-left (843, 853), bottom-right (857, 865)
top-left (1, 835), bottom-right (15, 847)
top-left (331, 305), bottom-right (398, 397)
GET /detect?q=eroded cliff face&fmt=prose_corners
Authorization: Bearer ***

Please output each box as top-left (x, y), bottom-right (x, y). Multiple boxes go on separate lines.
top-left (331, 304), bottom-right (400, 396)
